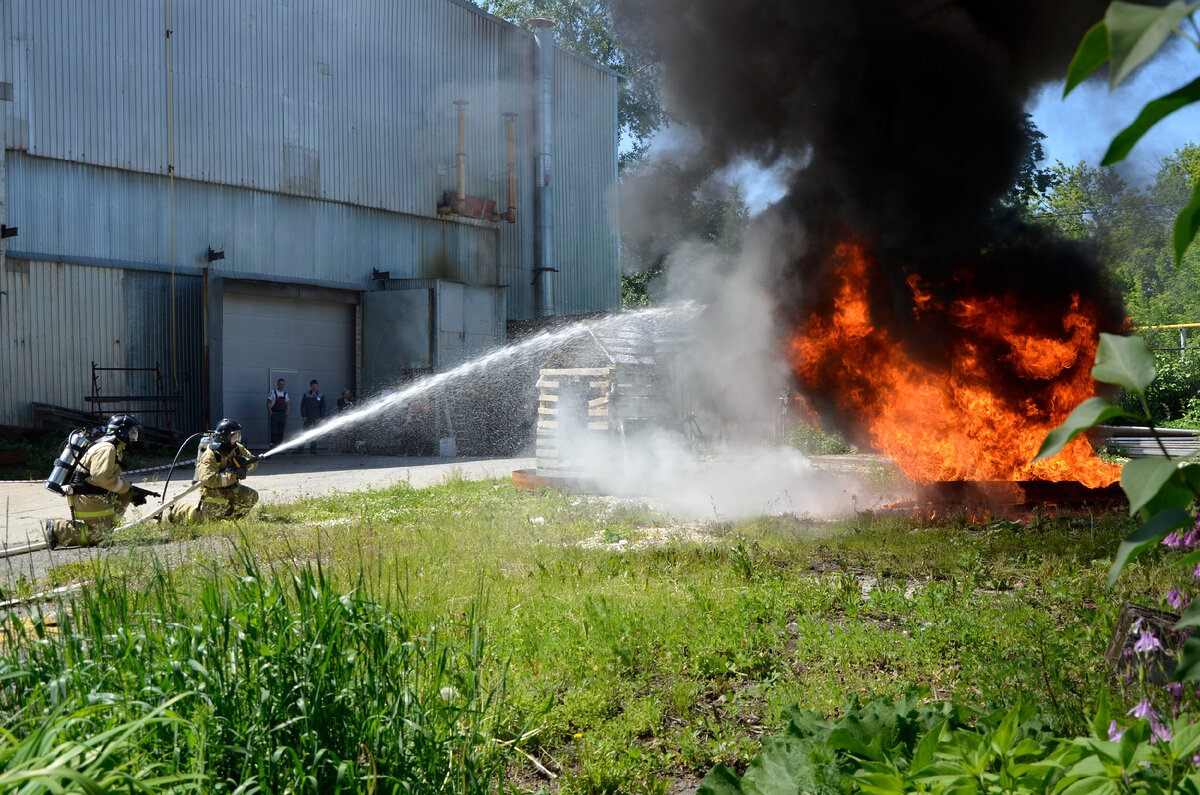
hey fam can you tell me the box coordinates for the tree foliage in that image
[1002,113,1057,213]
[1064,0,1200,264]
[475,0,667,165]
[1032,146,1200,328]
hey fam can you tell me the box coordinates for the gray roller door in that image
[222,293,355,448]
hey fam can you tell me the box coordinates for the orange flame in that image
[787,240,1119,487]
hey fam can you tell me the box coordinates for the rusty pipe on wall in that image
[454,100,468,214]
[503,112,517,223]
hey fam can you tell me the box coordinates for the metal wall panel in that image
[6,153,509,287]
[221,291,354,448]
[124,270,205,432]
[6,0,538,220]
[0,259,127,427]
[2,0,617,321]
[553,51,620,315]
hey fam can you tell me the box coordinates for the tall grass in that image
[1,479,1179,793]
[0,547,518,793]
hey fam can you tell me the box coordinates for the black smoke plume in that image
[612,0,1127,442]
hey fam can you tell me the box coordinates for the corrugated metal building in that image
[0,0,620,445]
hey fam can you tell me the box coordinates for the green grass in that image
[0,479,1184,793]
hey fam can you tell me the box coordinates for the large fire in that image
[787,240,1120,488]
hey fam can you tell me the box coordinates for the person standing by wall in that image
[300,379,326,453]
[267,379,290,449]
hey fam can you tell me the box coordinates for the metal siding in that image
[8,0,520,216]
[553,50,619,315]
[4,0,616,325]
[0,259,125,427]
[7,153,510,286]
[124,270,205,432]
[222,291,354,447]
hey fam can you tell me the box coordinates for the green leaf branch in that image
[1039,332,1200,678]
[1065,0,1200,263]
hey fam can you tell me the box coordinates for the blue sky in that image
[1028,37,1200,188]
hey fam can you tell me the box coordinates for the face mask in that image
[231,431,242,444]
[128,428,139,443]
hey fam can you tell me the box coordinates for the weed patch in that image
[0,479,1174,792]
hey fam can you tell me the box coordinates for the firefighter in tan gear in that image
[43,415,156,548]
[165,419,260,524]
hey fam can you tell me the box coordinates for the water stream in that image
[261,304,692,459]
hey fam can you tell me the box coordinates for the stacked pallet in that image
[534,325,671,473]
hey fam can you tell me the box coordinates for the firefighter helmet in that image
[105,414,141,444]
[213,418,243,445]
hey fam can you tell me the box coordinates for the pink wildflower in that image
[1184,527,1200,547]
[1108,720,1125,742]
[1134,628,1164,654]
[1193,561,1200,579]
[1164,531,1185,549]
[1152,720,1173,743]
[1169,589,1189,610]
[1129,699,1158,722]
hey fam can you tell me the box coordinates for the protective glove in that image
[233,466,248,480]
[129,485,160,506]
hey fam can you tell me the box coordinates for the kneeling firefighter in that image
[43,414,158,548]
[166,419,260,524]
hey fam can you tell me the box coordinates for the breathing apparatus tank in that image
[44,427,101,495]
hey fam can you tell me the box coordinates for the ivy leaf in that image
[1177,593,1200,630]
[1091,333,1156,396]
[1175,547,1200,570]
[1174,179,1200,266]
[1106,0,1197,89]
[1064,20,1111,97]
[1121,458,1182,516]
[1107,507,1191,589]
[1102,76,1200,165]
[1175,635,1200,682]
[1090,691,1111,742]
[1139,476,1196,518]
[1035,397,1129,461]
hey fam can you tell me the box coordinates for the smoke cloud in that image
[612,0,1126,448]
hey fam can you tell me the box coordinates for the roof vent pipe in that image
[529,17,555,317]
[453,100,468,214]
[503,113,517,223]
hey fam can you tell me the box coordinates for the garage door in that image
[222,292,355,448]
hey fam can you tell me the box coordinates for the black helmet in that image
[105,414,141,444]
[212,418,243,445]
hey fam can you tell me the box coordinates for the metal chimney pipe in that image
[503,113,517,223]
[529,18,555,317]
[454,100,468,214]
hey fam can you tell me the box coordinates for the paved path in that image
[0,454,535,549]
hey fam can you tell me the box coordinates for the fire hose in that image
[111,481,202,533]
[0,482,204,560]
[0,459,198,485]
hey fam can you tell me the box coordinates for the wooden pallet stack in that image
[534,327,674,474]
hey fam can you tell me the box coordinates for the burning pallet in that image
[893,479,1126,518]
